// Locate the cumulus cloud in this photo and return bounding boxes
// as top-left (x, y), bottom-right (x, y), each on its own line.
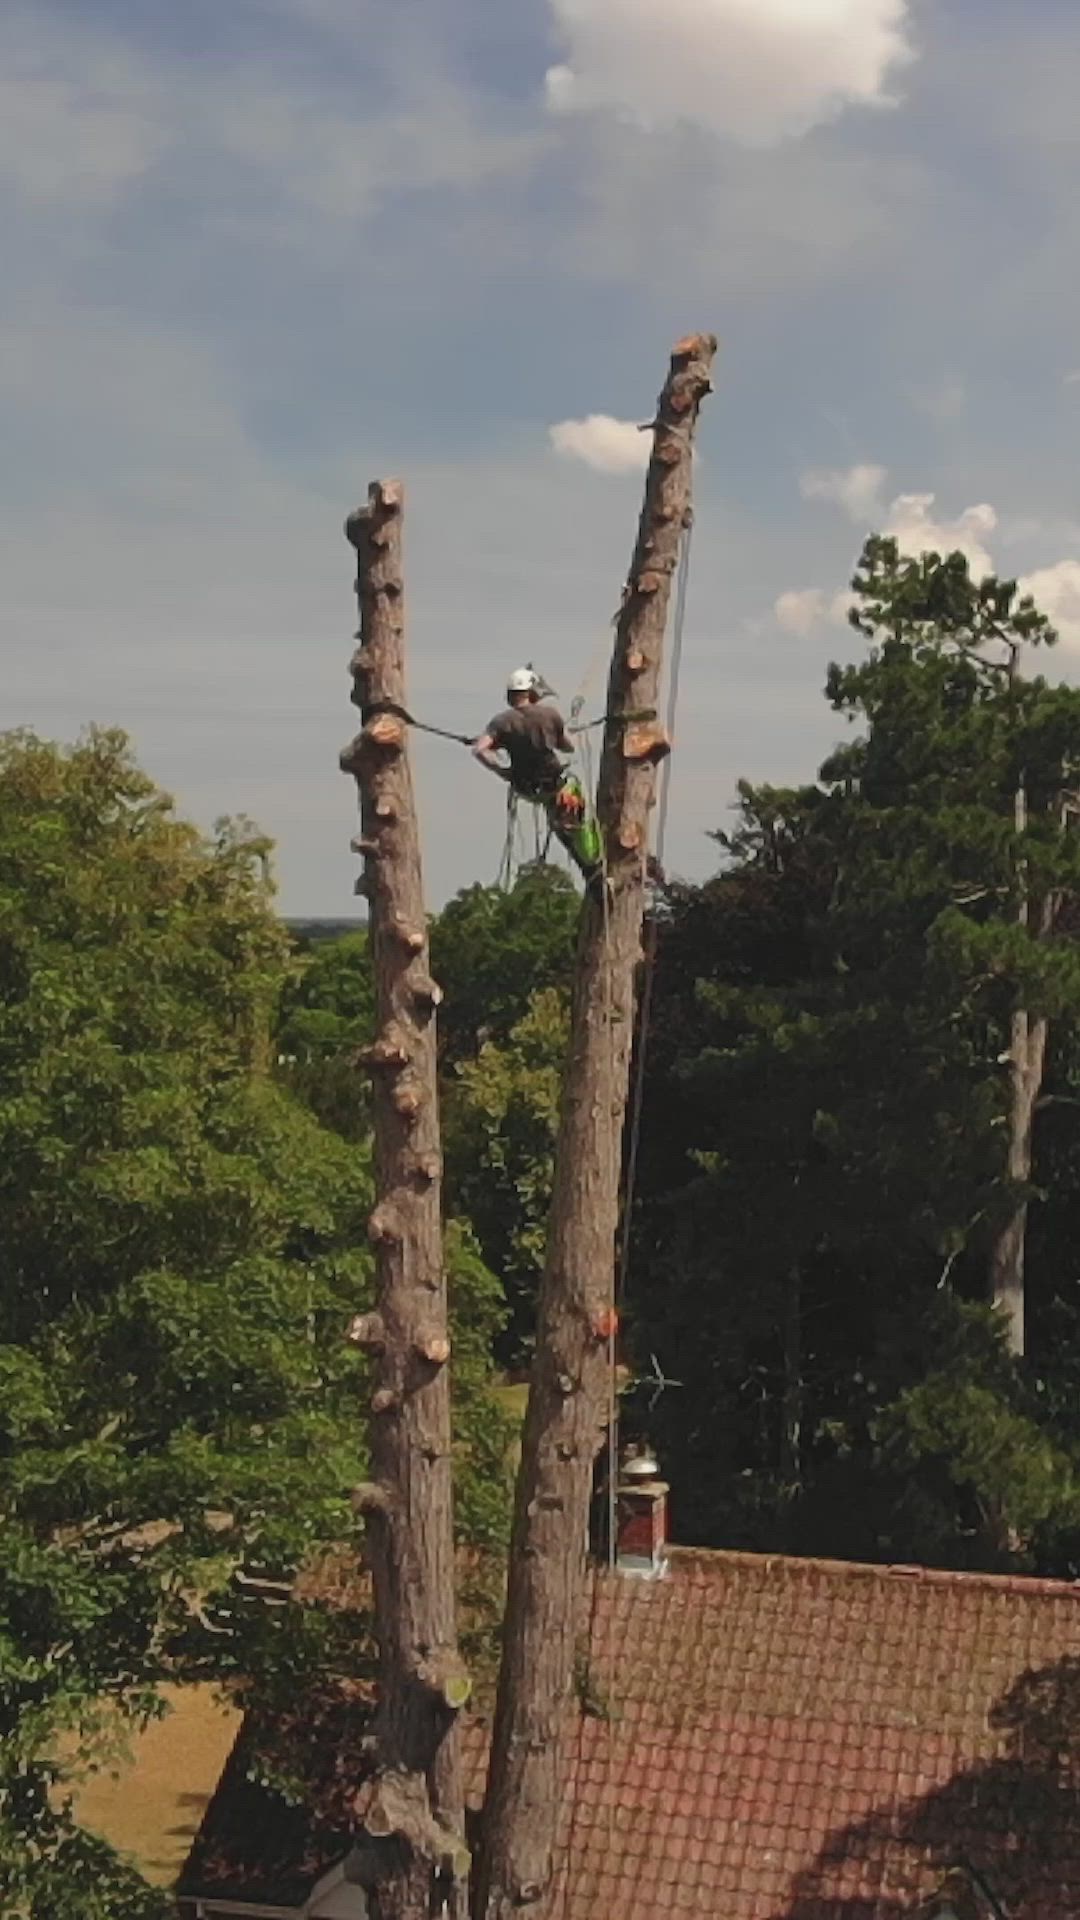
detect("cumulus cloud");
top-left (883, 494), bottom-right (998, 579)
top-left (799, 464), bottom-right (999, 574)
top-left (801, 463), bottom-right (887, 523)
top-left (548, 414), bottom-right (650, 475)
top-left (1023, 560), bottom-right (1080, 651)
top-left (544, 0), bottom-right (915, 146)
top-left (775, 588), bottom-right (828, 637)
top-left (782, 465), bottom-right (1080, 654)
top-left (774, 587), bottom-right (852, 636)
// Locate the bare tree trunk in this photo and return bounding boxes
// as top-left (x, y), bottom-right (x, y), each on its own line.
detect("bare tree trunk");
top-left (988, 776), bottom-right (1057, 1360)
top-left (989, 1009), bottom-right (1047, 1360)
top-left (340, 481), bottom-right (469, 1920)
top-left (778, 1265), bottom-right (802, 1490)
top-left (474, 335), bottom-right (717, 1920)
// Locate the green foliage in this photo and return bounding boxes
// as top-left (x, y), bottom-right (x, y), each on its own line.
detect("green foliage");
top-left (629, 542), bottom-right (1080, 1572)
top-left (445, 989), bottom-right (568, 1364)
top-left (0, 1788), bottom-right (173, 1919)
top-left (430, 864), bottom-right (578, 1066)
top-left (445, 1220), bottom-right (514, 1555)
top-left (0, 730), bottom-right (374, 1900)
top-left (276, 930), bottom-right (374, 1141)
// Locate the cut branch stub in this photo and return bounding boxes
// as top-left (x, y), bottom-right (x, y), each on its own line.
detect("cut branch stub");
top-left (391, 917), bottom-right (426, 953)
top-left (416, 1649), bottom-right (472, 1712)
top-left (368, 1204), bottom-right (403, 1247)
top-left (405, 1149), bottom-right (442, 1187)
top-left (352, 1481), bottom-right (392, 1517)
top-left (413, 1332), bottom-right (451, 1368)
top-left (360, 1025), bottom-right (411, 1072)
top-left (364, 713), bottom-right (407, 753)
top-left (391, 1076), bottom-right (423, 1123)
top-left (623, 725), bottom-right (672, 765)
top-left (347, 1311), bottom-right (387, 1354)
top-left (412, 976), bottom-right (444, 1018)
top-left (363, 1772), bottom-right (471, 1882)
top-left (339, 735), bottom-right (366, 778)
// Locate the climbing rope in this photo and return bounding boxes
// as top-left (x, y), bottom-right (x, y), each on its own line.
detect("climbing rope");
top-left (362, 695), bottom-right (656, 746)
top-left (359, 699), bottom-right (474, 746)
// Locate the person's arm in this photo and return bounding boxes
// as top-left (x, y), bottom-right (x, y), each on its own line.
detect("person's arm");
top-left (551, 709), bottom-right (574, 755)
top-left (472, 732), bottom-right (512, 781)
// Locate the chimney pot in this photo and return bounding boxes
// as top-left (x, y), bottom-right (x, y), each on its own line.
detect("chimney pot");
top-left (615, 1443), bottom-right (669, 1579)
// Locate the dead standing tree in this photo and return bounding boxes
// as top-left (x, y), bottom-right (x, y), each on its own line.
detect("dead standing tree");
top-left (340, 481), bottom-right (470, 1920)
top-left (475, 334), bottom-right (717, 1919)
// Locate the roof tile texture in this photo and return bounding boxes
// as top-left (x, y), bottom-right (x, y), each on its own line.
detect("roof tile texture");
top-left (181, 1547), bottom-right (1080, 1917)
top-left (527, 1550), bottom-right (1080, 1919)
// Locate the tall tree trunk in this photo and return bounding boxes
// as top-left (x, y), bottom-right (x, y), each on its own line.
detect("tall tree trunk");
top-left (474, 335), bottom-right (717, 1920)
top-left (988, 775), bottom-right (1056, 1360)
top-left (778, 1264), bottom-right (802, 1491)
top-left (341, 481), bottom-right (469, 1920)
top-left (989, 1009), bottom-right (1047, 1360)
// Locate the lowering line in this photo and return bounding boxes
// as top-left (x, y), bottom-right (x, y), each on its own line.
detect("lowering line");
top-left (360, 699), bottom-right (658, 747)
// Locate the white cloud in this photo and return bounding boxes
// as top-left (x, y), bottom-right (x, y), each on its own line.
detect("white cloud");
top-left (774, 587), bottom-right (851, 636)
top-left (544, 0), bottom-right (915, 146)
top-left (549, 414), bottom-right (650, 475)
top-left (800, 464), bottom-right (999, 574)
top-left (801, 463), bottom-right (887, 523)
top-left (785, 466), bottom-right (1080, 653)
top-left (775, 588), bottom-right (828, 636)
top-left (1022, 560), bottom-right (1080, 651)
top-left (884, 494), bottom-right (998, 579)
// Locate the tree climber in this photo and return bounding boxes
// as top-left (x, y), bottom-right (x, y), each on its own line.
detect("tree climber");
top-left (472, 669), bottom-right (605, 897)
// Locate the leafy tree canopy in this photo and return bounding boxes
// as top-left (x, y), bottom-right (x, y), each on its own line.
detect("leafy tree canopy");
top-left (0, 730), bottom-right (506, 1905)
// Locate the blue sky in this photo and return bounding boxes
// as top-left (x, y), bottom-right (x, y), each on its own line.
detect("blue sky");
top-left (5, 0), bottom-right (1080, 913)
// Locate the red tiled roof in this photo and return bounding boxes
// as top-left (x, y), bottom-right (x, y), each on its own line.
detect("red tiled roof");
top-left (179, 1547), bottom-right (1080, 1917)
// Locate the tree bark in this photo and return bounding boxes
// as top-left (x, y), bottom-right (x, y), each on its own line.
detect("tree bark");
top-left (474, 334), bottom-right (717, 1920)
top-left (988, 776), bottom-right (1056, 1360)
top-left (340, 481), bottom-right (468, 1920)
top-left (778, 1265), bottom-right (802, 1491)
top-left (989, 1009), bottom-right (1047, 1359)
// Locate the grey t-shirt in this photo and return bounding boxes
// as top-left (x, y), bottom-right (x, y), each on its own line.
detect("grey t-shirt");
top-left (486, 702), bottom-right (569, 792)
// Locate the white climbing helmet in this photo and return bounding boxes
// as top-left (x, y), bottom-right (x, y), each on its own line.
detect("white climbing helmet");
top-left (507, 667), bottom-right (536, 695)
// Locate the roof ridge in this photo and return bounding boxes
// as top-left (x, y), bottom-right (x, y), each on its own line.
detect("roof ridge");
top-left (660, 1543), bottom-right (1080, 1602)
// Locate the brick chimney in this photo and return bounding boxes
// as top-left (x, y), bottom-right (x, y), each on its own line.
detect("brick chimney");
top-left (615, 1443), bottom-right (669, 1579)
